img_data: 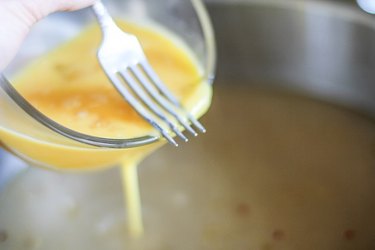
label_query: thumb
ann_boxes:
[22,0,96,20]
[0,0,95,71]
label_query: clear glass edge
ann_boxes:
[0,0,216,149]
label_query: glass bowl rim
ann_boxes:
[0,0,217,149]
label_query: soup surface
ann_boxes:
[1,86,375,250]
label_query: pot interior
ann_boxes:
[1,1,375,250]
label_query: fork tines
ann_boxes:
[108,60,205,147]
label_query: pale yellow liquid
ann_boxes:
[0,22,212,237]
[1,86,375,250]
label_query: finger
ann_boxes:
[0,0,96,71]
[48,0,96,12]
[19,0,96,21]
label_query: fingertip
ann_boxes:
[61,0,97,11]
[23,0,97,17]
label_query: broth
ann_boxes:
[1,85,375,250]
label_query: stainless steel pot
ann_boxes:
[210,0,375,112]
[1,0,375,249]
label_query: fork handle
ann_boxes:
[92,0,117,32]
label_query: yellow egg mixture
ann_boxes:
[0,21,212,237]
[13,22,209,139]
[0,21,212,170]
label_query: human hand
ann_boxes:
[0,0,95,71]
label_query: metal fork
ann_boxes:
[91,1,205,146]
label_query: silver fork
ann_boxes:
[91,1,206,147]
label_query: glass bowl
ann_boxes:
[0,0,216,170]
